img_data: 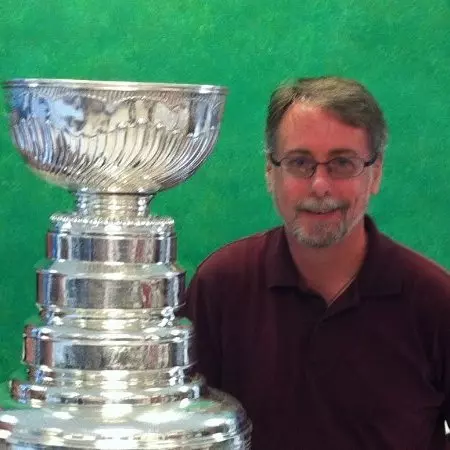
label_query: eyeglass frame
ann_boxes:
[268,151,379,179]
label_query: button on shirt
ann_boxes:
[183,216,450,450]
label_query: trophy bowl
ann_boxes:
[3,78,227,193]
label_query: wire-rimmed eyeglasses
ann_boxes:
[268,152,378,179]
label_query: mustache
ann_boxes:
[295,198,349,213]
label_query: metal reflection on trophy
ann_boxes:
[0,79,251,449]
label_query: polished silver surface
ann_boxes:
[47,228,177,263]
[4,78,227,193]
[1,79,251,449]
[0,390,251,449]
[26,365,197,389]
[11,373,205,406]
[23,319,194,369]
[37,263,185,316]
[3,78,227,92]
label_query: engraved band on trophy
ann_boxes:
[0,79,251,449]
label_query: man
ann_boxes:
[183,76,450,449]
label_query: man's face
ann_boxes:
[266,103,382,248]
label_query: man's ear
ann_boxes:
[266,156,274,193]
[370,155,383,195]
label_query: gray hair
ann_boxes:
[265,76,388,158]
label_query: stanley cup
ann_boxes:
[0,79,251,449]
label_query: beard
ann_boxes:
[291,197,364,248]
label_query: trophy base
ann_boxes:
[0,387,252,449]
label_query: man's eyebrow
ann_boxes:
[283,148,359,157]
[283,148,312,156]
[328,148,359,156]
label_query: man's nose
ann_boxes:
[310,164,333,197]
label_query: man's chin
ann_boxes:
[291,225,347,249]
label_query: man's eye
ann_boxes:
[332,157,354,168]
[287,158,313,168]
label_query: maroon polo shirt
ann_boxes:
[183,216,450,450]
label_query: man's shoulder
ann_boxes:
[381,232,450,295]
[195,227,281,279]
[379,235,450,347]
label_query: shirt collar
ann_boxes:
[265,215,403,297]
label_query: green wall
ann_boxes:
[0,0,449,383]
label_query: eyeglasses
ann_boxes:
[268,152,378,179]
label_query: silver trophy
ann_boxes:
[0,79,251,449]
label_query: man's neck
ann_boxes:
[285,220,368,302]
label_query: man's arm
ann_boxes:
[417,267,450,445]
[438,322,450,443]
[182,270,223,388]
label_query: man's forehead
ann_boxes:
[277,103,370,154]
[280,102,353,131]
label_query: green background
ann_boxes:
[0,0,449,389]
